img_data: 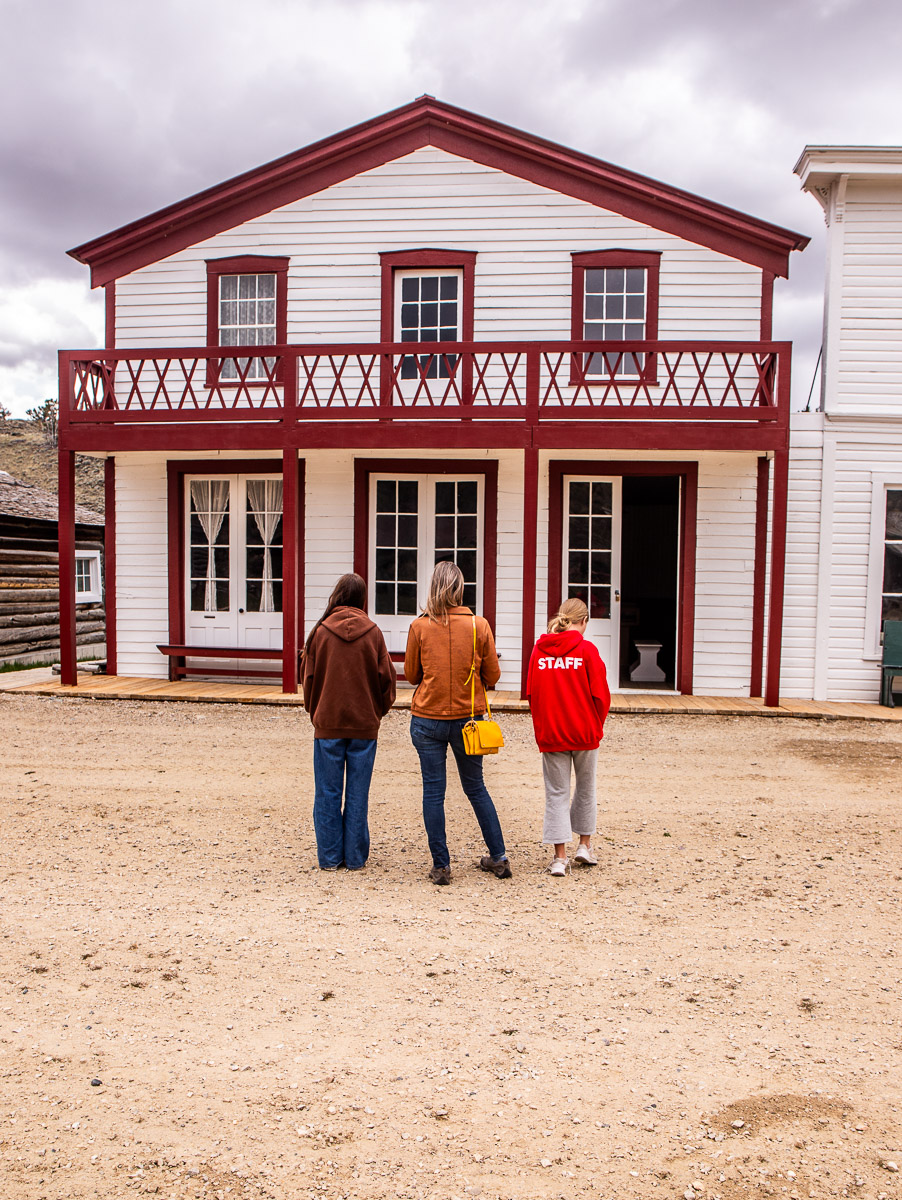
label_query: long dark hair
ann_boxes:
[304,573,367,653]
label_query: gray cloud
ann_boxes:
[1,0,898,414]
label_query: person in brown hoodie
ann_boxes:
[404,561,512,885]
[302,573,396,870]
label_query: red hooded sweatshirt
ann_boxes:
[526,629,611,753]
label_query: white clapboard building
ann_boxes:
[57,98,811,703]
[787,147,902,701]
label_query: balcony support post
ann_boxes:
[764,447,788,708]
[281,448,301,695]
[520,442,539,700]
[58,448,78,686]
[750,455,770,697]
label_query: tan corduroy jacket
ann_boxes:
[404,606,501,719]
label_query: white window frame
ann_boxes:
[864,475,902,659]
[393,269,464,344]
[218,273,277,380]
[75,549,102,604]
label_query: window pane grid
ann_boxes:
[189,489,230,612]
[566,481,612,619]
[583,266,647,378]
[374,479,419,615]
[398,272,460,380]
[433,480,479,606]
[219,273,277,380]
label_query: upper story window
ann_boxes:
[381,249,477,382]
[571,250,661,380]
[206,256,289,383]
[395,269,462,379]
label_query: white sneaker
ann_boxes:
[574,844,598,866]
[548,857,569,877]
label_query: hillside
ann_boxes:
[0,420,105,514]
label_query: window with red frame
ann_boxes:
[206,256,288,383]
[571,250,661,380]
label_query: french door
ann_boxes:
[562,476,622,682]
[369,473,484,653]
[185,474,284,651]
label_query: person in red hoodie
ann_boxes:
[526,597,611,876]
[302,573,396,871]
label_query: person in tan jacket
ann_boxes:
[404,561,512,885]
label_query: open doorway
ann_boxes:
[619,475,680,689]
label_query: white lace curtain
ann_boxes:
[190,480,230,612]
[247,478,284,612]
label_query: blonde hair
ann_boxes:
[425,560,465,623]
[547,596,589,634]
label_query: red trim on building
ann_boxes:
[165,458,303,689]
[205,256,289,385]
[570,250,662,385]
[765,448,789,708]
[520,446,540,698]
[103,458,117,675]
[547,460,698,695]
[750,455,770,697]
[58,450,78,685]
[379,249,477,342]
[69,98,808,287]
[760,270,774,340]
[104,282,116,348]
[352,457,499,635]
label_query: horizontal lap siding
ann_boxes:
[116,147,762,347]
[693,457,757,695]
[783,417,823,698]
[823,427,902,701]
[834,182,902,415]
[115,459,169,677]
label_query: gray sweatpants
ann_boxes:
[541,748,598,844]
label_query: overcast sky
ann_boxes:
[1,0,900,417]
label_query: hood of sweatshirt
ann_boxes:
[321,606,377,643]
[534,628,585,656]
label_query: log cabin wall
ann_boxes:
[0,512,105,667]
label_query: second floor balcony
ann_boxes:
[62,339,788,423]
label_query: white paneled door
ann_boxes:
[184,475,284,652]
[369,473,484,653]
[562,476,622,684]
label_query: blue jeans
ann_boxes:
[409,716,507,869]
[312,738,378,869]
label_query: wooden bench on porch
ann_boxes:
[157,644,298,682]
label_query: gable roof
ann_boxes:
[70,96,808,286]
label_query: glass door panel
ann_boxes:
[369,473,484,653]
[563,476,621,684]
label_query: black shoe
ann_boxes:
[429,865,452,885]
[479,855,512,879]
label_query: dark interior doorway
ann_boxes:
[619,475,680,688]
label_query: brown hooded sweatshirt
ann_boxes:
[302,606,396,739]
[404,606,500,719]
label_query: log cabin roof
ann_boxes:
[0,471,103,527]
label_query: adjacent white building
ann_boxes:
[787,147,902,701]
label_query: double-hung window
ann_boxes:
[571,250,661,380]
[881,489,902,626]
[206,256,289,383]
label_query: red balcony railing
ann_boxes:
[61,340,788,424]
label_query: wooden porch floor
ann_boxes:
[3,673,902,721]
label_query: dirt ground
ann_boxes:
[1,693,901,1200]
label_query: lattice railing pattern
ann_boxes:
[64,342,784,421]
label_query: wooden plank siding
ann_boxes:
[833,181,902,415]
[114,148,764,352]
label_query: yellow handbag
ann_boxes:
[462,616,505,756]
